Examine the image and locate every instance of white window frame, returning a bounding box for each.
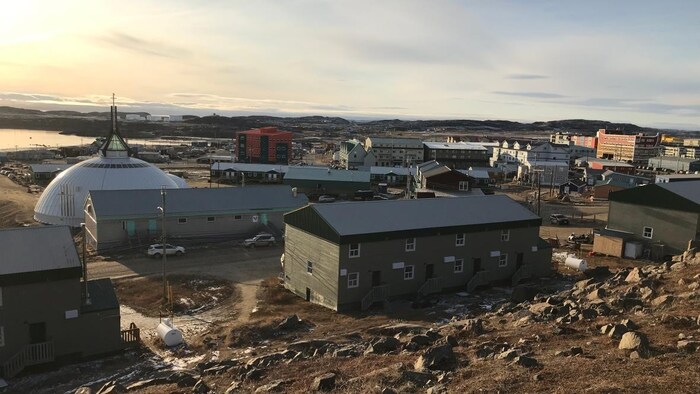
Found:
[307,261,313,274]
[347,272,359,288]
[349,243,361,258]
[405,238,416,252]
[0,326,4,347]
[178,217,187,224]
[404,265,415,280]
[454,259,464,273]
[501,229,510,242]
[459,180,469,191]
[499,254,508,267]
[642,226,653,239]
[456,233,465,247]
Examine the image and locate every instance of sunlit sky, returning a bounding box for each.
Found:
[2,1,700,128]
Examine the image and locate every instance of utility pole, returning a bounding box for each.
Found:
[157,187,168,302]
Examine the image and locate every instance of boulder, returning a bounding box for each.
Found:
[651,295,674,308]
[333,345,361,358]
[512,355,538,368]
[677,340,700,353]
[126,379,170,391]
[587,288,606,301]
[608,324,629,339]
[618,331,649,352]
[311,373,337,391]
[368,323,427,336]
[96,381,126,394]
[625,268,644,283]
[426,384,448,394]
[277,315,303,330]
[225,382,242,394]
[460,319,484,337]
[401,370,434,386]
[408,334,433,347]
[414,343,455,371]
[620,319,639,330]
[75,388,93,394]
[671,262,686,271]
[193,379,210,394]
[496,349,519,361]
[575,278,596,290]
[639,287,654,301]
[247,352,289,368]
[255,380,285,393]
[288,339,335,353]
[366,337,400,354]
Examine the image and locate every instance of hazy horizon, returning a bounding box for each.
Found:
[2,1,700,131]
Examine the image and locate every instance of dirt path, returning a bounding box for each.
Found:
[0,175,39,227]
[232,280,261,324]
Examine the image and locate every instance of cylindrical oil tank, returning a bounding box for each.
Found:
[157,318,183,347]
[565,256,588,271]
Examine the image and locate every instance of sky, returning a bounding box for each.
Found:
[2,0,700,129]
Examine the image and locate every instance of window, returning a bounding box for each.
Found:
[459,181,469,191]
[234,215,242,220]
[642,226,653,239]
[404,265,415,280]
[499,254,508,267]
[501,230,510,242]
[405,238,416,252]
[349,243,360,258]
[178,218,187,224]
[207,216,215,223]
[456,233,465,247]
[307,261,313,274]
[455,259,464,273]
[348,272,359,288]
[0,326,4,347]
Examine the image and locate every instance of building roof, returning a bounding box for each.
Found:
[30,164,74,173]
[655,173,700,182]
[211,162,290,173]
[367,137,424,149]
[457,169,490,179]
[237,127,293,136]
[423,142,487,151]
[609,180,700,212]
[0,226,81,276]
[82,278,120,313]
[87,185,308,219]
[284,167,371,183]
[285,195,541,243]
[370,166,411,176]
[649,156,700,164]
[585,158,635,167]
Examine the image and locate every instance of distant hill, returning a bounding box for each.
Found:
[0,105,689,139]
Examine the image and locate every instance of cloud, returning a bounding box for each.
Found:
[492,91,568,99]
[96,32,190,59]
[507,74,549,80]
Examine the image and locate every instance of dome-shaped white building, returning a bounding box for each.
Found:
[34,103,188,227]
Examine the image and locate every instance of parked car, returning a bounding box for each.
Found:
[318,195,336,203]
[244,233,276,248]
[550,214,570,225]
[148,243,186,258]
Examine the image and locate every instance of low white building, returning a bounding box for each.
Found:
[491,141,570,186]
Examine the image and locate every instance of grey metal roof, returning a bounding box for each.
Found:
[29,164,73,173]
[284,167,371,183]
[310,195,539,236]
[657,180,700,204]
[423,142,487,151]
[0,226,81,276]
[457,169,490,179]
[88,185,308,218]
[649,156,700,164]
[370,166,411,176]
[211,163,290,173]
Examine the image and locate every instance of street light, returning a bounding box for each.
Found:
[156,187,167,303]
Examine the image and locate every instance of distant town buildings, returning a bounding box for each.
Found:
[490,141,570,186]
[422,142,490,169]
[364,137,424,167]
[596,129,660,164]
[236,127,293,164]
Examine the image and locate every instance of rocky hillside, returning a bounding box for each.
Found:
[10,246,700,393]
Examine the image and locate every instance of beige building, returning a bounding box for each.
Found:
[365,137,424,167]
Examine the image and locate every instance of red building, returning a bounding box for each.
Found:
[596,129,660,164]
[236,127,293,164]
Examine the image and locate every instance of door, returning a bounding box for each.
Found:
[305,288,311,301]
[372,271,381,287]
[126,220,136,237]
[260,213,268,225]
[516,253,524,269]
[29,322,46,344]
[147,219,157,236]
[472,258,482,276]
[425,264,434,280]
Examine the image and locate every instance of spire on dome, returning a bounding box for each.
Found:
[99,94,133,158]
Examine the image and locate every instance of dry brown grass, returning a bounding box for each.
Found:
[114,274,235,317]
